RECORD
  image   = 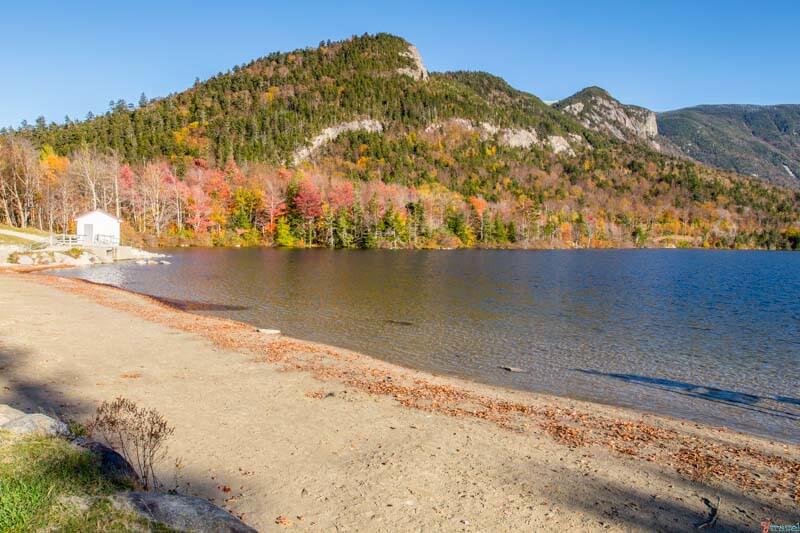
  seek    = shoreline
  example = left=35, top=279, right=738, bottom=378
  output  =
left=1, top=272, right=798, bottom=530
left=16, top=271, right=759, bottom=432
left=45, top=273, right=799, bottom=446
left=13, top=268, right=800, bottom=446
left=109, top=241, right=800, bottom=251
left=37, top=274, right=734, bottom=434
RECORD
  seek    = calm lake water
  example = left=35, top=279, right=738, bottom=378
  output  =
left=51, top=249, right=800, bottom=443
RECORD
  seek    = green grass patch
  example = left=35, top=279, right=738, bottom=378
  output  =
left=0, top=234, right=29, bottom=245
left=0, top=224, right=51, bottom=238
left=0, top=224, right=51, bottom=237
left=0, top=431, right=167, bottom=532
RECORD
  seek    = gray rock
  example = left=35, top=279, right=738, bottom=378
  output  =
left=52, top=252, right=80, bottom=266
left=111, top=492, right=257, bottom=533
left=77, top=253, right=94, bottom=265
left=547, top=135, right=576, bottom=156
left=0, top=404, right=25, bottom=425
left=556, top=89, right=660, bottom=150
left=499, top=128, right=539, bottom=148
left=397, top=44, right=429, bottom=81
left=498, top=366, right=527, bottom=373
left=0, top=245, right=21, bottom=263
left=1, top=413, right=70, bottom=437
left=73, top=438, right=141, bottom=488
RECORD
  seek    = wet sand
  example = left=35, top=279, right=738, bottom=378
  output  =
left=1, top=273, right=797, bottom=531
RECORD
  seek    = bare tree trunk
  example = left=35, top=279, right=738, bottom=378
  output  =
left=11, top=179, right=26, bottom=228
left=173, top=180, right=182, bottom=231
left=114, top=172, right=121, bottom=219
left=0, top=197, right=10, bottom=225
left=72, top=147, right=105, bottom=211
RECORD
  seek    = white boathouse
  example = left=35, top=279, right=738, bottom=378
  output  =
left=75, top=210, right=121, bottom=246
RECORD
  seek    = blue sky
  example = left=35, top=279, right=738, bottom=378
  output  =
left=1, top=0, right=798, bottom=127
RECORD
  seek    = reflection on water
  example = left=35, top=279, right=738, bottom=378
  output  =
left=50, top=249, right=800, bottom=443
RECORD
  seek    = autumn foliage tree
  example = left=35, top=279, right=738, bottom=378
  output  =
left=293, top=180, right=323, bottom=244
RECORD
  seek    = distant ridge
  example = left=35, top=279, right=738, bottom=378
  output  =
left=657, top=104, right=800, bottom=188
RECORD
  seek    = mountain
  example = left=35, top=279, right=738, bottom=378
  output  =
left=554, top=87, right=661, bottom=150
left=16, top=34, right=585, bottom=168
left=657, top=104, right=800, bottom=188
left=554, top=88, right=800, bottom=190
left=2, top=33, right=798, bottom=250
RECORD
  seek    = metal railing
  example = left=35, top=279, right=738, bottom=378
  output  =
left=94, top=234, right=120, bottom=246
left=50, top=234, right=120, bottom=247
left=51, top=235, right=82, bottom=246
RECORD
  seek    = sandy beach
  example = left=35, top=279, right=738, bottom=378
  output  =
left=1, top=272, right=797, bottom=531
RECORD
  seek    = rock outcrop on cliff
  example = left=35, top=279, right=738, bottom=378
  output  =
left=293, top=119, right=384, bottom=164
left=397, top=44, right=429, bottom=81
left=554, top=87, right=660, bottom=150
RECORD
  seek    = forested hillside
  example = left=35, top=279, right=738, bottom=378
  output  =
left=13, top=34, right=578, bottom=167
left=658, top=104, right=800, bottom=189
left=1, top=33, right=798, bottom=250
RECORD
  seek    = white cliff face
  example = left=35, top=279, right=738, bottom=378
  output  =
left=397, top=45, right=428, bottom=81
left=643, top=112, right=659, bottom=139
left=424, top=118, right=474, bottom=134
left=295, top=115, right=584, bottom=167
left=548, top=135, right=575, bottom=156
left=293, top=119, right=383, bottom=164
left=563, top=102, right=584, bottom=115
left=424, top=119, right=540, bottom=149
left=500, top=128, right=540, bottom=148
left=561, top=93, right=659, bottom=149
left=424, top=118, right=590, bottom=155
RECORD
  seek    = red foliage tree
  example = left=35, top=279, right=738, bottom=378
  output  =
left=294, top=180, right=322, bottom=243
left=295, top=180, right=323, bottom=220
left=328, top=181, right=355, bottom=212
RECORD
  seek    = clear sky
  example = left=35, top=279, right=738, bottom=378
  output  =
left=1, top=0, right=798, bottom=127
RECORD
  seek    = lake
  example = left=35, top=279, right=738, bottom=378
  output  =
left=50, top=249, right=800, bottom=443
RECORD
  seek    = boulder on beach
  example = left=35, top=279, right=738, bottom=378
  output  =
left=111, top=492, right=257, bottom=533
left=73, top=438, right=142, bottom=488
left=0, top=411, right=70, bottom=437
left=0, top=404, right=25, bottom=425
left=52, top=252, right=79, bottom=266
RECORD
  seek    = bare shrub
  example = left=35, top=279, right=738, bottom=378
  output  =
left=88, top=397, right=175, bottom=490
